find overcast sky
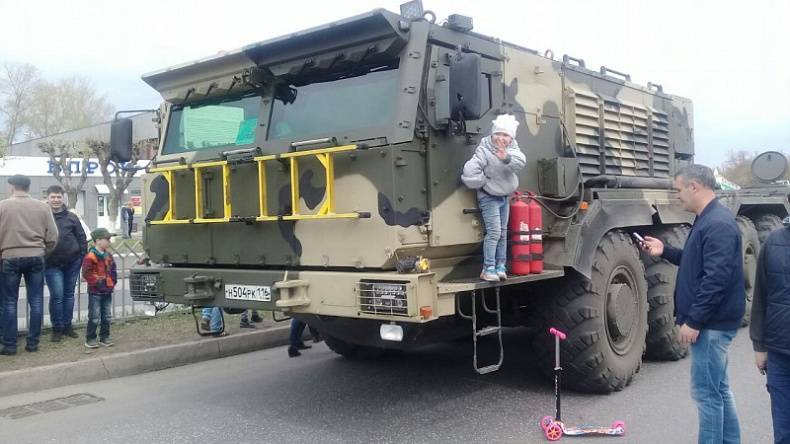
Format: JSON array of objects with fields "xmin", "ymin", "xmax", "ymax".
[{"xmin": 1, "ymin": 0, "xmax": 788, "ymax": 167}]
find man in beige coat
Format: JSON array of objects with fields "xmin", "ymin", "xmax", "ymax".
[{"xmin": 0, "ymin": 174, "xmax": 58, "ymax": 355}]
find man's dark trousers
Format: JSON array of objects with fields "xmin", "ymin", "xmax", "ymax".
[{"xmin": 1, "ymin": 256, "xmax": 45, "ymax": 350}]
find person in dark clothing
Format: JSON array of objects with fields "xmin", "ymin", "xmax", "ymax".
[
  {"xmin": 642, "ymin": 164, "xmax": 744, "ymax": 444},
  {"xmin": 751, "ymin": 216, "xmax": 790, "ymax": 444},
  {"xmin": 44, "ymin": 185, "xmax": 88, "ymax": 341},
  {"xmin": 288, "ymin": 318, "xmax": 311, "ymax": 357},
  {"xmin": 120, "ymin": 201, "xmax": 134, "ymax": 239}
]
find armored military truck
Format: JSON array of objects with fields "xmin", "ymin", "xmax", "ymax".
[{"xmin": 114, "ymin": 1, "xmax": 790, "ymax": 392}]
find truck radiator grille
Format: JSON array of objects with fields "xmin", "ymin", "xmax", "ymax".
[
  {"xmin": 651, "ymin": 110, "xmax": 671, "ymax": 177},
  {"xmin": 130, "ymin": 272, "xmax": 161, "ymax": 300},
  {"xmin": 357, "ymin": 280, "xmax": 409, "ymax": 317},
  {"xmin": 571, "ymin": 89, "xmax": 671, "ymax": 180}
]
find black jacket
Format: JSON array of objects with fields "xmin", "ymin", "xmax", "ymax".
[
  {"xmin": 751, "ymin": 226, "xmax": 790, "ymax": 355},
  {"xmin": 121, "ymin": 207, "xmax": 134, "ymax": 226},
  {"xmin": 46, "ymin": 209, "xmax": 88, "ymax": 267},
  {"xmin": 661, "ymin": 199, "xmax": 745, "ymax": 331}
]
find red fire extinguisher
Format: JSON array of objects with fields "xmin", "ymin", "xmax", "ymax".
[
  {"xmin": 508, "ymin": 193, "xmax": 532, "ymax": 275},
  {"xmin": 527, "ymin": 193, "xmax": 543, "ymax": 274}
]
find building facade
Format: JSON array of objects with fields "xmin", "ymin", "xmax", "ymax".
[{"xmin": 2, "ymin": 112, "xmax": 157, "ymax": 231}]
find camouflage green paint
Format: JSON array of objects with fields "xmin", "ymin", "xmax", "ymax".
[{"xmin": 138, "ymin": 8, "xmax": 700, "ymax": 279}]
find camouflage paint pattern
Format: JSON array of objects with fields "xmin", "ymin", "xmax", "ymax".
[{"xmin": 132, "ymin": 7, "xmax": 789, "ymax": 318}]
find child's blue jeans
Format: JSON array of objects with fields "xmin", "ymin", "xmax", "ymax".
[
  {"xmin": 86, "ymin": 293, "xmax": 112, "ymax": 341},
  {"xmin": 478, "ymin": 194, "xmax": 509, "ymax": 268}
]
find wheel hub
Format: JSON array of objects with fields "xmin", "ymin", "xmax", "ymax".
[{"xmin": 605, "ymin": 267, "xmax": 639, "ymax": 355}]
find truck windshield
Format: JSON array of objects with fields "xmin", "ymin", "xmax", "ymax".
[
  {"xmin": 162, "ymin": 94, "xmax": 261, "ymax": 155},
  {"xmin": 267, "ymin": 67, "xmax": 398, "ymax": 141}
]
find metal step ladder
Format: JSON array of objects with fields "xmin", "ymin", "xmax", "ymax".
[{"xmin": 457, "ymin": 287, "xmax": 504, "ymax": 374}]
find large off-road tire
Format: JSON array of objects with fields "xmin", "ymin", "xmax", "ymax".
[
  {"xmin": 736, "ymin": 216, "xmax": 759, "ymax": 327},
  {"xmin": 324, "ymin": 335, "xmax": 386, "ymax": 359},
  {"xmin": 752, "ymin": 213, "xmax": 784, "ymax": 245},
  {"xmin": 640, "ymin": 225, "xmax": 690, "ymax": 361},
  {"xmin": 533, "ymin": 231, "xmax": 648, "ymax": 393}
]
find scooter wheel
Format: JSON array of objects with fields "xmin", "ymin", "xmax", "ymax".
[
  {"xmin": 540, "ymin": 416, "xmax": 554, "ymax": 431},
  {"xmin": 611, "ymin": 420, "xmax": 626, "ymax": 434},
  {"xmin": 545, "ymin": 422, "xmax": 563, "ymax": 441}
]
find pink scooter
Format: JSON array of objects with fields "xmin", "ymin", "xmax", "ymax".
[{"xmin": 539, "ymin": 327, "xmax": 626, "ymax": 441}]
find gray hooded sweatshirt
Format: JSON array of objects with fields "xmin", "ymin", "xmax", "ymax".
[{"xmin": 461, "ymin": 136, "xmax": 527, "ymax": 197}]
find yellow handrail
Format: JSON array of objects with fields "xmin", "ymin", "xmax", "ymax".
[{"xmin": 149, "ymin": 144, "xmax": 364, "ymax": 225}]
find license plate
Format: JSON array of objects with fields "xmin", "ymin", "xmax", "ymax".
[{"xmin": 224, "ymin": 284, "xmax": 272, "ymax": 302}]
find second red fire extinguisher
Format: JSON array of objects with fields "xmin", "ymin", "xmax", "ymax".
[{"xmin": 527, "ymin": 194, "xmax": 543, "ymax": 274}]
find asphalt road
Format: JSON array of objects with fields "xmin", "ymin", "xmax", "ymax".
[{"xmin": 0, "ymin": 327, "xmax": 772, "ymax": 444}]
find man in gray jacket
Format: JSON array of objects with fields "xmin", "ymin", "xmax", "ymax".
[{"xmin": 0, "ymin": 175, "xmax": 59, "ymax": 355}]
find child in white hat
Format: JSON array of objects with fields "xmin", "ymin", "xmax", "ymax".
[{"xmin": 461, "ymin": 114, "xmax": 527, "ymax": 281}]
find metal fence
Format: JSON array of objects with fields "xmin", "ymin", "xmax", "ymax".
[{"xmin": 14, "ymin": 238, "xmax": 178, "ymax": 333}]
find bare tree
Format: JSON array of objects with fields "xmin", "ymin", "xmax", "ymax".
[
  {"xmin": 39, "ymin": 139, "xmax": 91, "ymax": 209},
  {"xmin": 0, "ymin": 62, "xmax": 39, "ymax": 145},
  {"xmin": 87, "ymin": 138, "xmax": 153, "ymax": 227},
  {"xmin": 24, "ymin": 76, "xmax": 114, "ymax": 138}
]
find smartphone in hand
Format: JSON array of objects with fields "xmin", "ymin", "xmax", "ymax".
[{"xmin": 631, "ymin": 232, "xmax": 645, "ymax": 247}]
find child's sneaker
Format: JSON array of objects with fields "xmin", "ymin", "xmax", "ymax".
[
  {"xmin": 85, "ymin": 339, "xmax": 99, "ymax": 349},
  {"xmin": 99, "ymin": 337, "xmax": 114, "ymax": 347},
  {"xmin": 495, "ymin": 264, "xmax": 508, "ymax": 280},
  {"xmin": 480, "ymin": 266, "xmax": 500, "ymax": 282}
]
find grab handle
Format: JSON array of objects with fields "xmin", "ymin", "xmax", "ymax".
[{"xmin": 549, "ymin": 327, "xmax": 566, "ymax": 340}]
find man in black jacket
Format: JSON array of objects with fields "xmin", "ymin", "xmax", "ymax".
[
  {"xmin": 44, "ymin": 186, "xmax": 88, "ymax": 341},
  {"xmin": 751, "ymin": 216, "xmax": 790, "ymax": 444},
  {"xmin": 643, "ymin": 165, "xmax": 744, "ymax": 444}
]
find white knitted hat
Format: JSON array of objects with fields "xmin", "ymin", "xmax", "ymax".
[{"xmin": 491, "ymin": 114, "xmax": 519, "ymax": 138}]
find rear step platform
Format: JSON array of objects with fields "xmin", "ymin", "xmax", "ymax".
[{"xmin": 437, "ymin": 268, "xmax": 564, "ymax": 295}]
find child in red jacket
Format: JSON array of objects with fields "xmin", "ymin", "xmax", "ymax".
[{"xmin": 82, "ymin": 228, "xmax": 117, "ymax": 348}]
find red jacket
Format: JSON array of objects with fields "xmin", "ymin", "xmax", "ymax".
[{"xmin": 82, "ymin": 247, "xmax": 117, "ymax": 295}]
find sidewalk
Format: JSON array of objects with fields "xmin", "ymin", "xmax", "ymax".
[{"xmin": 0, "ymin": 311, "xmax": 293, "ymax": 397}]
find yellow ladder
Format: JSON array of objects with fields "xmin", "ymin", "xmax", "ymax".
[{"xmin": 149, "ymin": 144, "xmax": 365, "ymax": 225}]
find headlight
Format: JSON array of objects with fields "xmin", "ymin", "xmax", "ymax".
[
  {"xmin": 359, "ymin": 280, "xmax": 409, "ymax": 316},
  {"xmin": 380, "ymin": 323, "xmax": 404, "ymax": 342}
]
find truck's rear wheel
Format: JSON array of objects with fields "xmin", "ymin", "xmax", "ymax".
[
  {"xmin": 324, "ymin": 335, "xmax": 386, "ymax": 359},
  {"xmin": 752, "ymin": 213, "xmax": 784, "ymax": 245},
  {"xmin": 736, "ymin": 216, "xmax": 759, "ymax": 327},
  {"xmin": 533, "ymin": 231, "xmax": 648, "ymax": 393},
  {"xmin": 641, "ymin": 225, "xmax": 690, "ymax": 361}
]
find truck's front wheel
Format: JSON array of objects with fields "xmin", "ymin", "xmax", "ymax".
[
  {"xmin": 641, "ymin": 225, "xmax": 690, "ymax": 361},
  {"xmin": 533, "ymin": 231, "xmax": 648, "ymax": 393}
]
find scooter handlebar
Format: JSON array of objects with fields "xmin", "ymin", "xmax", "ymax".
[{"xmin": 549, "ymin": 328, "xmax": 567, "ymax": 340}]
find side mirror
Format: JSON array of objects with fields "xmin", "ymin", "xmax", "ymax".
[
  {"xmin": 110, "ymin": 118, "xmax": 133, "ymax": 163},
  {"xmin": 449, "ymin": 52, "xmax": 483, "ymax": 120}
]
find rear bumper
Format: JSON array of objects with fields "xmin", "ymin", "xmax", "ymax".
[
  {"xmin": 299, "ymin": 314, "xmax": 469, "ymax": 350},
  {"xmin": 130, "ymin": 265, "xmax": 442, "ymax": 322}
]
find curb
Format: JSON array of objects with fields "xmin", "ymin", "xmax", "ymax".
[{"xmin": 0, "ymin": 325, "xmax": 291, "ymax": 398}]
